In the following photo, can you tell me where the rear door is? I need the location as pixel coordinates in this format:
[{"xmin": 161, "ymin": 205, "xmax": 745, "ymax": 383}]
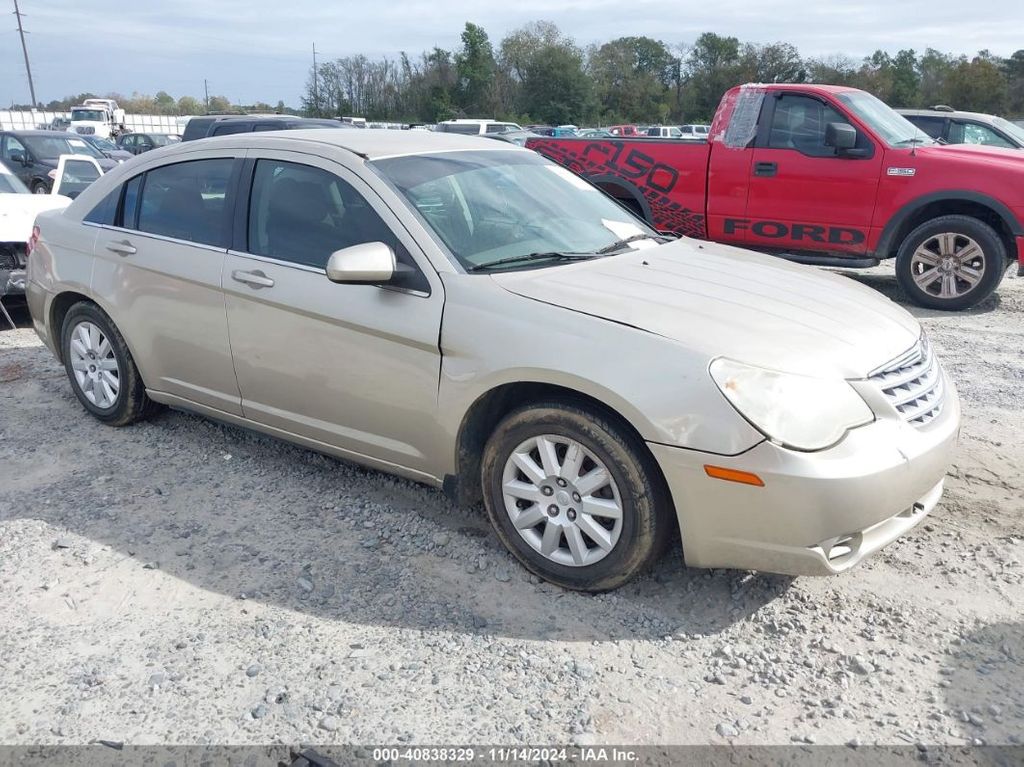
[
  {"xmin": 221, "ymin": 151, "xmax": 445, "ymax": 474},
  {"xmin": 743, "ymin": 91, "xmax": 882, "ymax": 254},
  {"xmin": 86, "ymin": 150, "xmax": 244, "ymax": 414}
]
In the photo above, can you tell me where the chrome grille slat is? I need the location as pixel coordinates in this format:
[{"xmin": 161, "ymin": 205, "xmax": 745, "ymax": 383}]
[{"xmin": 868, "ymin": 337, "xmax": 944, "ymax": 428}]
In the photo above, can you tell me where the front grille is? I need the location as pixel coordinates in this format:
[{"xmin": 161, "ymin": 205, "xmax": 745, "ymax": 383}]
[
  {"xmin": 869, "ymin": 337, "xmax": 944, "ymax": 427},
  {"xmin": 75, "ymin": 126, "xmax": 95, "ymax": 135}
]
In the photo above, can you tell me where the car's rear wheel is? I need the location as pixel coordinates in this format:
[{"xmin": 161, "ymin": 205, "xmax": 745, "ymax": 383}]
[
  {"xmin": 895, "ymin": 215, "xmax": 1007, "ymax": 310},
  {"xmin": 481, "ymin": 400, "xmax": 673, "ymax": 592},
  {"xmin": 60, "ymin": 302, "xmax": 157, "ymax": 426}
]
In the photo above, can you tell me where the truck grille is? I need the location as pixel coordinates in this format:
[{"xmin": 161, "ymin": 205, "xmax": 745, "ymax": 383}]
[
  {"xmin": 868, "ymin": 337, "xmax": 944, "ymax": 427},
  {"xmin": 75, "ymin": 126, "xmax": 95, "ymax": 135}
]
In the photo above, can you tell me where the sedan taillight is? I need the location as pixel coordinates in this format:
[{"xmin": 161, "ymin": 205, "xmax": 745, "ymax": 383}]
[{"xmin": 26, "ymin": 225, "xmax": 40, "ymax": 257}]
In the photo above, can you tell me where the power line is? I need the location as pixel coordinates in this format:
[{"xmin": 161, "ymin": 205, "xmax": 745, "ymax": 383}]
[{"xmin": 12, "ymin": 0, "xmax": 37, "ymax": 106}]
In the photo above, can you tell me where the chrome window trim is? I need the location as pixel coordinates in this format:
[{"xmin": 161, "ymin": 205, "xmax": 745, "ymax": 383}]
[{"xmin": 83, "ymin": 221, "xmax": 227, "ymax": 254}]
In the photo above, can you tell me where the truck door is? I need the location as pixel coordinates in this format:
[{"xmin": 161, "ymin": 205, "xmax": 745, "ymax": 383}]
[{"xmin": 743, "ymin": 92, "xmax": 882, "ymax": 255}]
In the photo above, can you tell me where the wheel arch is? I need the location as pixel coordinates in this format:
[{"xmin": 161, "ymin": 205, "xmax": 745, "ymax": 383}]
[
  {"xmin": 49, "ymin": 290, "xmax": 145, "ymax": 376},
  {"xmin": 444, "ymin": 381, "xmax": 672, "ymax": 513},
  {"xmin": 587, "ymin": 174, "xmax": 655, "ymax": 224},
  {"xmin": 875, "ymin": 191, "xmax": 1022, "ymax": 263}
]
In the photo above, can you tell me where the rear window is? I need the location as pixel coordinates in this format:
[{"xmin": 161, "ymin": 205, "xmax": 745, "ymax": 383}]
[
  {"xmin": 436, "ymin": 123, "xmax": 481, "ymax": 135},
  {"xmin": 134, "ymin": 159, "xmax": 234, "ymax": 247},
  {"xmin": 212, "ymin": 122, "xmax": 254, "ymax": 136}
]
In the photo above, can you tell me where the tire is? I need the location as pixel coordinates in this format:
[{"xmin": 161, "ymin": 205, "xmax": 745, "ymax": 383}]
[
  {"xmin": 895, "ymin": 215, "xmax": 1008, "ymax": 311},
  {"xmin": 60, "ymin": 302, "xmax": 157, "ymax": 426},
  {"xmin": 481, "ymin": 400, "xmax": 673, "ymax": 592},
  {"xmin": 31, "ymin": 181, "xmax": 50, "ymax": 195}
]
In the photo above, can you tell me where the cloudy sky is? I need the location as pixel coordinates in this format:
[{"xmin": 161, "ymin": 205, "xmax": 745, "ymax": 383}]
[{"xmin": 2, "ymin": 0, "xmax": 1021, "ymax": 107}]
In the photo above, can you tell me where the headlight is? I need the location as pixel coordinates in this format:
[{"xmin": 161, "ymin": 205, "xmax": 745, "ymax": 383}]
[{"xmin": 709, "ymin": 358, "xmax": 873, "ymax": 451}]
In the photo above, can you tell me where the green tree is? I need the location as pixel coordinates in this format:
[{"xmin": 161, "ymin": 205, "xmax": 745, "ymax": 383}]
[
  {"xmin": 589, "ymin": 36, "xmax": 674, "ymax": 122},
  {"xmin": 944, "ymin": 52, "xmax": 1008, "ymax": 113},
  {"xmin": 522, "ymin": 43, "xmax": 593, "ymax": 124},
  {"xmin": 683, "ymin": 33, "xmax": 742, "ymax": 120},
  {"xmin": 455, "ymin": 22, "xmax": 496, "ymax": 116}
]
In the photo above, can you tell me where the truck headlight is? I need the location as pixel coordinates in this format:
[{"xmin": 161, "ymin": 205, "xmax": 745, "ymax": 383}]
[{"xmin": 710, "ymin": 358, "xmax": 873, "ymax": 451}]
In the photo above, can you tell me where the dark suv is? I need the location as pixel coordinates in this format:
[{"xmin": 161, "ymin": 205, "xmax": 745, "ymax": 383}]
[
  {"xmin": 180, "ymin": 115, "xmax": 353, "ymax": 141},
  {"xmin": 898, "ymin": 107, "xmax": 1024, "ymax": 150}
]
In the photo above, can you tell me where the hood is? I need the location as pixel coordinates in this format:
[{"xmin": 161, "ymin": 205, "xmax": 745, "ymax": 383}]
[
  {"xmin": 491, "ymin": 239, "xmax": 920, "ymax": 379},
  {"xmin": 0, "ymin": 193, "xmax": 71, "ymax": 242},
  {"xmin": 913, "ymin": 142, "xmax": 1024, "ymax": 169}
]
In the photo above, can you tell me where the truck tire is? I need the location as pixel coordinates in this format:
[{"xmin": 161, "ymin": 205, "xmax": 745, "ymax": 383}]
[
  {"xmin": 895, "ymin": 215, "xmax": 1007, "ymax": 311},
  {"xmin": 481, "ymin": 400, "xmax": 673, "ymax": 592}
]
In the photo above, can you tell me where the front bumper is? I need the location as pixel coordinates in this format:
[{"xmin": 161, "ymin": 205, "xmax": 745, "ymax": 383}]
[{"xmin": 650, "ymin": 368, "xmax": 960, "ymax": 576}]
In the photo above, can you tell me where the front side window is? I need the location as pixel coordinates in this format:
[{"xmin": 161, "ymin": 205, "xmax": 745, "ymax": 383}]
[
  {"xmin": 951, "ymin": 122, "xmax": 1014, "ymax": 149},
  {"xmin": 767, "ymin": 95, "xmax": 846, "ymax": 155},
  {"xmin": 0, "ymin": 172, "xmax": 28, "ymax": 194},
  {"xmin": 135, "ymin": 159, "xmax": 233, "ymax": 246},
  {"xmin": 2, "ymin": 135, "xmax": 27, "ymax": 161},
  {"xmin": 373, "ymin": 150, "xmax": 658, "ymax": 272},
  {"xmin": 905, "ymin": 116, "xmax": 946, "ymax": 140},
  {"xmin": 246, "ymin": 159, "xmax": 424, "ymax": 291}
]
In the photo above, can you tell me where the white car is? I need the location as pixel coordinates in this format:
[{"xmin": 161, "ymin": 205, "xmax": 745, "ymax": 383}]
[
  {"xmin": 1, "ymin": 163, "xmax": 70, "ymax": 301},
  {"xmin": 435, "ymin": 119, "xmax": 522, "ymax": 136}
]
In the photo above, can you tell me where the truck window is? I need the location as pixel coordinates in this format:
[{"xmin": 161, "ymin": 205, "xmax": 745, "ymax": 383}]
[
  {"xmin": 907, "ymin": 116, "xmax": 946, "ymax": 140},
  {"xmin": 723, "ymin": 89, "xmax": 764, "ymax": 148},
  {"xmin": 767, "ymin": 95, "xmax": 845, "ymax": 156},
  {"xmin": 950, "ymin": 121, "xmax": 1014, "ymax": 149}
]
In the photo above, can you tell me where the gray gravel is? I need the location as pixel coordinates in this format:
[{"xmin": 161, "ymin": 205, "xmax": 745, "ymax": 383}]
[{"xmin": 0, "ymin": 264, "xmax": 1022, "ymax": 746}]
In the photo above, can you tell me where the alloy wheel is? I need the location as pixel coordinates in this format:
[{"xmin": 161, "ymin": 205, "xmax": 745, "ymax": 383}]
[{"xmin": 909, "ymin": 233, "xmax": 986, "ymax": 300}]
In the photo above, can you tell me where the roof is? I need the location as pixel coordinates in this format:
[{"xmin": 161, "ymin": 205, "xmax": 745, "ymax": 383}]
[
  {"xmin": 897, "ymin": 108, "xmax": 998, "ymax": 121},
  {"xmin": 0, "ymin": 129, "xmax": 74, "ymax": 137},
  {"xmin": 738, "ymin": 83, "xmax": 860, "ymax": 95},
  {"xmin": 186, "ymin": 128, "xmax": 522, "ymax": 160}
]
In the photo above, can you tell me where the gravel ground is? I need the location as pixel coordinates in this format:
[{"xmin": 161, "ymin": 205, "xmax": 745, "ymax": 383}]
[{"xmin": 0, "ymin": 262, "xmax": 1022, "ymax": 748}]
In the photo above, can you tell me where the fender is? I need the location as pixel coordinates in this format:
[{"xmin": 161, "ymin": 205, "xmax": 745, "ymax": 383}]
[
  {"xmin": 584, "ymin": 173, "xmax": 655, "ymax": 224},
  {"xmin": 874, "ymin": 190, "xmax": 1024, "ymax": 258}
]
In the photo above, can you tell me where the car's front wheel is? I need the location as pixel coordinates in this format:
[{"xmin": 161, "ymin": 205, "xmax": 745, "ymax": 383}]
[
  {"xmin": 60, "ymin": 302, "xmax": 157, "ymax": 426},
  {"xmin": 895, "ymin": 215, "xmax": 1007, "ymax": 310},
  {"xmin": 481, "ymin": 401, "xmax": 673, "ymax": 592},
  {"xmin": 31, "ymin": 181, "xmax": 49, "ymax": 195}
]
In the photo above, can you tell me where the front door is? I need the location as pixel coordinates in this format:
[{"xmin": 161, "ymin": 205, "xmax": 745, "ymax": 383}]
[
  {"xmin": 744, "ymin": 92, "xmax": 883, "ymax": 255},
  {"xmin": 222, "ymin": 152, "xmax": 445, "ymax": 475}
]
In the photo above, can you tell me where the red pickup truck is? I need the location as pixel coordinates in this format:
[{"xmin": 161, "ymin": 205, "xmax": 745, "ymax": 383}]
[{"xmin": 527, "ymin": 84, "xmax": 1024, "ymax": 310}]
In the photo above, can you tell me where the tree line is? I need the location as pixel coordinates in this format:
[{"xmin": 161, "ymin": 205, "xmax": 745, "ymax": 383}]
[
  {"xmin": 9, "ymin": 91, "xmax": 294, "ymax": 117},
  {"xmin": 302, "ymin": 22, "xmax": 1024, "ymax": 125}
]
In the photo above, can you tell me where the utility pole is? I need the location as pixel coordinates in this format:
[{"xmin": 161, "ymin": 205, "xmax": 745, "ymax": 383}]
[
  {"xmin": 13, "ymin": 0, "xmax": 37, "ymax": 106},
  {"xmin": 312, "ymin": 42, "xmax": 318, "ymax": 115},
  {"xmin": 204, "ymin": 79, "xmax": 209, "ymax": 111}
]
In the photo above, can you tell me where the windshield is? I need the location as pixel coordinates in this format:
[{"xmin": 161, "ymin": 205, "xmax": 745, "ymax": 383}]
[
  {"xmin": 23, "ymin": 135, "xmax": 104, "ymax": 160},
  {"xmin": 150, "ymin": 134, "xmax": 181, "ymax": 147},
  {"xmin": 992, "ymin": 117, "xmax": 1024, "ymax": 145},
  {"xmin": 88, "ymin": 137, "xmax": 118, "ymax": 151},
  {"xmin": 71, "ymin": 109, "xmax": 106, "ymax": 122},
  {"xmin": 836, "ymin": 91, "xmax": 935, "ymax": 147},
  {"xmin": 373, "ymin": 150, "xmax": 658, "ymax": 271},
  {"xmin": 0, "ymin": 171, "xmax": 29, "ymax": 194}
]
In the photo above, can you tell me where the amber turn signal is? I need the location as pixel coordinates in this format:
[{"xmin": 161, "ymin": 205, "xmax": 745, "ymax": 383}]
[{"xmin": 703, "ymin": 465, "xmax": 765, "ymax": 487}]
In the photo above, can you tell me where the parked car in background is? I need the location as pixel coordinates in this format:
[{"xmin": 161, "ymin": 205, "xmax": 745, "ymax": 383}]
[
  {"xmin": 897, "ymin": 107, "xmax": 1024, "ymax": 150},
  {"xmin": 679, "ymin": 124, "xmax": 711, "ymax": 140},
  {"xmin": 577, "ymin": 129, "xmax": 613, "ymax": 138},
  {"xmin": 116, "ymin": 133, "xmax": 181, "ymax": 155},
  {"xmin": 80, "ymin": 135, "xmax": 133, "ymax": 163},
  {"xmin": 607, "ymin": 125, "xmax": 640, "ymax": 137},
  {"xmin": 484, "ymin": 129, "xmax": 542, "ymax": 147},
  {"xmin": 0, "ymin": 162, "xmax": 70, "ymax": 306},
  {"xmin": 69, "ymin": 98, "xmax": 128, "ymax": 139},
  {"xmin": 27, "ymin": 130, "xmax": 958, "ymax": 589},
  {"xmin": 435, "ymin": 119, "xmax": 521, "ymax": 135},
  {"xmin": 528, "ymin": 83, "xmax": 1024, "ymax": 311},
  {"xmin": 645, "ymin": 126, "xmax": 683, "ymax": 139},
  {"xmin": 180, "ymin": 115, "xmax": 352, "ymax": 141},
  {"xmin": 0, "ymin": 131, "xmax": 117, "ymax": 194},
  {"xmin": 46, "ymin": 117, "xmax": 72, "ymax": 132}
]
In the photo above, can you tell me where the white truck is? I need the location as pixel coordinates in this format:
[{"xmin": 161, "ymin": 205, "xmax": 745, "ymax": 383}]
[{"xmin": 69, "ymin": 99, "xmax": 127, "ymax": 140}]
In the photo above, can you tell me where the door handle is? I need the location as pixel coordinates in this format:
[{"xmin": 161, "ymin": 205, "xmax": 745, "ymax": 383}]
[
  {"xmin": 231, "ymin": 269, "xmax": 275, "ymax": 289},
  {"xmin": 105, "ymin": 240, "xmax": 136, "ymax": 256},
  {"xmin": 754, "ymin": 161, "xmax": 778, "ymax": 177}
]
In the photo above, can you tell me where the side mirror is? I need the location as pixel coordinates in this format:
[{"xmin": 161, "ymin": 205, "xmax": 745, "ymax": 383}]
[
  {"xmin": 10, "ymin": 149, "xmax": 27, "ymax": 165},
  {"xmin": 825, "ymin": 122, "xmax": 858, "ymax": 151},
  {"xmin": 326, "ymin": 241, "xmax": 395, "ymax": 284}
]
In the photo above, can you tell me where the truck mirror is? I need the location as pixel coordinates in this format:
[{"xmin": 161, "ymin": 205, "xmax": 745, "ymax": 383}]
[{"xmin": 825, "ymin": 122, "xmax": 857, "ymax": 152}]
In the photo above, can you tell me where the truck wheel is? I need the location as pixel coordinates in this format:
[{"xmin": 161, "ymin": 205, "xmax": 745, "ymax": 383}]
[
  {"xmin": 481, "ymin": 400, "xmax": 673, "ymax": 592},
  {"xmin": 895, "ymin": 215, "xmax": 1007, "ymax": 311},
  {"xmin": 31, "ymin": 181, "xmax": 49, "ymax": 195}
]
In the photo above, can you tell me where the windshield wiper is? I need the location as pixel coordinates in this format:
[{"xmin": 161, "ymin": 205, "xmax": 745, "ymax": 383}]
[
  {"xmin": 466, "ymin": 251, "xmax": 599, "ymax": 272},
  {"xmin": 893, "ymin": 136, "xmax": 933, "ymax": 147},
  {"xmin": 596, "ymin": 233, "xmax": 669, "ymax": 255}
]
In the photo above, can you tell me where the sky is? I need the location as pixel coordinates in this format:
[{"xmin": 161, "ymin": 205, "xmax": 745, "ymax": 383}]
[{"xmin": 2, "ymin": 0, "xmax": 1022, "ymax": 108}]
